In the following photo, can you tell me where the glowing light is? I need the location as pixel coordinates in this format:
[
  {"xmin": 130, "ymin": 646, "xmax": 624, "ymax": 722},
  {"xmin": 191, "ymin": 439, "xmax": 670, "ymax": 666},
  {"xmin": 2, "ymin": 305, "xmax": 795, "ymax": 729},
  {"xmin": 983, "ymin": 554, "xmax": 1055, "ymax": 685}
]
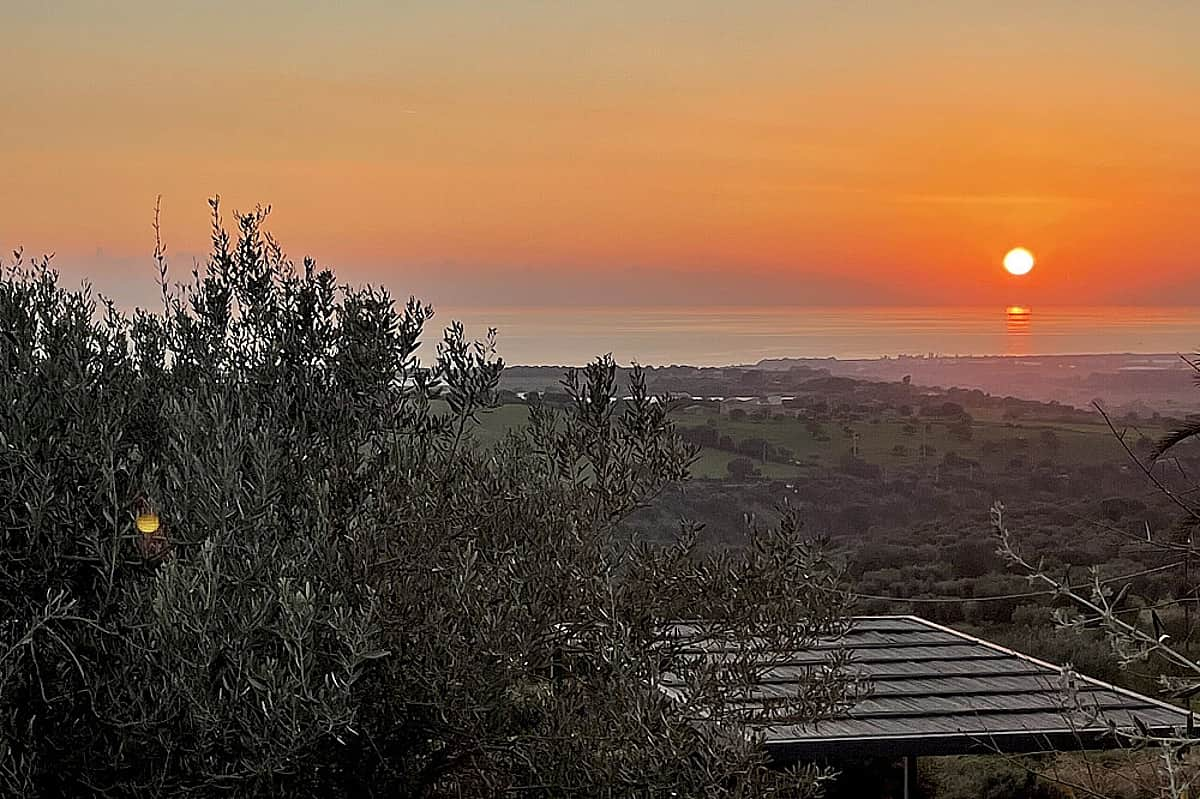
[
  {"xmin": 1003, "ymin": 247, "xmax": 1035, "ymax": 276},
  {"xmin": 136, "ymin": 511, "xmax": 161, "ymax": 535},
  {"xmin": 1006, "ymin": 305, "xmax": 1031, "ymax": 315}
]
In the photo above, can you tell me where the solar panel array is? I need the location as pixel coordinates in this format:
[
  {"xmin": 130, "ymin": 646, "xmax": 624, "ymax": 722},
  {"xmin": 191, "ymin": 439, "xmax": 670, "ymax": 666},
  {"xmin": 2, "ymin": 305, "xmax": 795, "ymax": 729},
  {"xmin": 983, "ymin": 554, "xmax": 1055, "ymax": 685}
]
[{"xmin": 692, "ymin": 616, "xmax": 1193, "ymax": 759}]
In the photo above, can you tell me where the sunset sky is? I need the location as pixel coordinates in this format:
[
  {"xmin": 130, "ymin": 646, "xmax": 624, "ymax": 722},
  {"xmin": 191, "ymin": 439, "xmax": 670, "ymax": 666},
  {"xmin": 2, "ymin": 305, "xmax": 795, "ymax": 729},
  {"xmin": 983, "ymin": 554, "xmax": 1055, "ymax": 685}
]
[{"xmin": 4, "ymin": 1, "xmax": 1198, "ymax": 308}]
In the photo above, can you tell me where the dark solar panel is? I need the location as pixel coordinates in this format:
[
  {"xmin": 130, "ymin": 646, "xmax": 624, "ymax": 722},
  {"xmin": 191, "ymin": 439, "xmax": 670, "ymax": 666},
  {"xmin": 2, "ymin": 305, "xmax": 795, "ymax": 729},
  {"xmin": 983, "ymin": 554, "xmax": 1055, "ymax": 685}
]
[{"xmin": 734, "ymin": 616, "xmax": 1194, "ymax": 759}]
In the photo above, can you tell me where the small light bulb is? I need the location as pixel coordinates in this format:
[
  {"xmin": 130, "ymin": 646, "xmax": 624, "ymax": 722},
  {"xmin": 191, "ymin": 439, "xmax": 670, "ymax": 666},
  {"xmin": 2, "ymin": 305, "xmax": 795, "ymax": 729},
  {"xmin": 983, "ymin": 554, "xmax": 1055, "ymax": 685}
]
[{"xmin": 136, "ymin": 511, "xmax": 161, "ymax": 535}]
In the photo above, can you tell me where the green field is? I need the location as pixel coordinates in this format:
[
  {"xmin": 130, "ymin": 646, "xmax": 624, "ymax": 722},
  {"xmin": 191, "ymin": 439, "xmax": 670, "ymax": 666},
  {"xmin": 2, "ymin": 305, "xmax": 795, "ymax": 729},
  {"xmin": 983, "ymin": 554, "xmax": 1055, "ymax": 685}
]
[
  {"xmin": 465, "ymin": 400, "xmax": 1171, "ymax": 480},
  {"xmin": 673, "ymin": 404, "xmax": 1166, "ymax": 478},
  {"xmin": 466, "ymin": 403, "xmax": 532, "ymax": 448}
]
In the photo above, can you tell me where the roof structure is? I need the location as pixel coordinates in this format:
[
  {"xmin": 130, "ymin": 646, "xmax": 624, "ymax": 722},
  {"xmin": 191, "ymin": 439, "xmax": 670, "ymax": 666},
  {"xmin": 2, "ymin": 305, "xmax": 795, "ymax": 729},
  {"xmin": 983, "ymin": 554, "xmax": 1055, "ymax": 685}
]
[{"xmin": 737, "ymin": 616, "xmax": 1193, "ymax": 760}]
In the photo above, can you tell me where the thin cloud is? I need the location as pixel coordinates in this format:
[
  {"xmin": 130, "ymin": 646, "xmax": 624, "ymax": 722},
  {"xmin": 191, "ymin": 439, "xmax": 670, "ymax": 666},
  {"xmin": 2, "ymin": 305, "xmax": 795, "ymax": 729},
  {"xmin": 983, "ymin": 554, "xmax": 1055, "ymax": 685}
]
[{"xmin": 892, "ymin": 193, "xmax": 1101, "ymax": 207}]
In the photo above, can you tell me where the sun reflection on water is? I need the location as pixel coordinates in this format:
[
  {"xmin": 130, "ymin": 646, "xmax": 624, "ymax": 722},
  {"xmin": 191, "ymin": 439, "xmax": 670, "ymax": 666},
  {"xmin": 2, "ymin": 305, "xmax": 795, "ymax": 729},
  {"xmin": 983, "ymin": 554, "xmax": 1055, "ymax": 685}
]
[{"xmin": 1004, "ymin": 306, "xmax": 1031, "ymax": 355}]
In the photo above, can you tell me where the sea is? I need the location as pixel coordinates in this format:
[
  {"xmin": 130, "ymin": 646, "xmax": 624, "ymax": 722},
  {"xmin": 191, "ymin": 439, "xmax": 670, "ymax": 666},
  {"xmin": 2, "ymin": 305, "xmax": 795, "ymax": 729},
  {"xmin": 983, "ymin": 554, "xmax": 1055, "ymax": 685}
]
[{"xmin": 431, "ymin": 306, "xmax": 1200, "ymax": 367}]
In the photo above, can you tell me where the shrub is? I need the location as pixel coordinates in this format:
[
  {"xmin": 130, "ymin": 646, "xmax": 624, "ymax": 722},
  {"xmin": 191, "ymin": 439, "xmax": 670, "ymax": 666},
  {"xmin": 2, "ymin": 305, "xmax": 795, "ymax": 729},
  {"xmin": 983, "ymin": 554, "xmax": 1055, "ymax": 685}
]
[
  {"xmin": 1, "ymin": 202, "xmax": 854, "ymax": 796},
  {"xmin": 726, "ymin": 457, "xmax": 760, "ymax": 478}
]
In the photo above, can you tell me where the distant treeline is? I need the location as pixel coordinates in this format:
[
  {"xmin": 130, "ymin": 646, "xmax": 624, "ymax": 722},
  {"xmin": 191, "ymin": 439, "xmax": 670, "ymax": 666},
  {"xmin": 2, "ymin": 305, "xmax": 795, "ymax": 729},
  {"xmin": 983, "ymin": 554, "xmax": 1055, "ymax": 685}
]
[{"xmin": 500, "ymin": 365, "xmax": 1126, "ymax": 426}]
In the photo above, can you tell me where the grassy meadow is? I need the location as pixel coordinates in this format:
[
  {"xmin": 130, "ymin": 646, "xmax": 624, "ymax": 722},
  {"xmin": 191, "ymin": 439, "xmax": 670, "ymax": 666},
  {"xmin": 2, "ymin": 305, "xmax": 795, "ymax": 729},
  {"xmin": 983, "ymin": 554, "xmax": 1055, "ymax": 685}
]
[{"xmin": 467, "ymin": 399, "xmax": 1170, "ymax": 479}]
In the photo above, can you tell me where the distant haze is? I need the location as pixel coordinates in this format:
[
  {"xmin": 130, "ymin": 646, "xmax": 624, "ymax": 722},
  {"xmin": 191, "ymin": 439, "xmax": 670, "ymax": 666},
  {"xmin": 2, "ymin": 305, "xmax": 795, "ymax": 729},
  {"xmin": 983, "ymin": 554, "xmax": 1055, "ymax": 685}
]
[
  {"xmin": 428, "ymin": 306, "xmax": 1200, "ymax": 367},
  {"xmin": 4, "ymin": 1, "xmax": 1198, "ymax": 310}
]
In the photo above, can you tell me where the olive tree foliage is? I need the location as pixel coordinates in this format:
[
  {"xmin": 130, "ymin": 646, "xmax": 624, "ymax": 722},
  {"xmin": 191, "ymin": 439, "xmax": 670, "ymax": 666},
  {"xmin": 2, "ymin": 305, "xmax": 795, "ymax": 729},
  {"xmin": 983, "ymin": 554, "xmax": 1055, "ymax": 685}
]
[{"xmin": 1, "ymin": 200, "xmax": 857, "ymax": 797}]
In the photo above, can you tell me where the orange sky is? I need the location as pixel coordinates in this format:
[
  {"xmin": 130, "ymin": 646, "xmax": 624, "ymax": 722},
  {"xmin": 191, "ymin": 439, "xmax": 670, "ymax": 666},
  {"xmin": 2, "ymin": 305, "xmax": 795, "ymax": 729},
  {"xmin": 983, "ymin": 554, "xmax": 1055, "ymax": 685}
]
[{"xmin": 3, "ymin": 1, "xmax": 1198, "ymax": 307}]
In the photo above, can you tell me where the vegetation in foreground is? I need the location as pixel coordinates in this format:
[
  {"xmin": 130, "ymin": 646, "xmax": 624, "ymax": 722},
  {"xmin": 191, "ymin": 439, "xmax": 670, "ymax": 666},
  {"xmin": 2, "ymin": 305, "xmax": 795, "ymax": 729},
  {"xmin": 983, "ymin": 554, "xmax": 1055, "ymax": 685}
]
[{"xmin": 0, "ymin": 203, "xmax": 856, "ymax": 797}]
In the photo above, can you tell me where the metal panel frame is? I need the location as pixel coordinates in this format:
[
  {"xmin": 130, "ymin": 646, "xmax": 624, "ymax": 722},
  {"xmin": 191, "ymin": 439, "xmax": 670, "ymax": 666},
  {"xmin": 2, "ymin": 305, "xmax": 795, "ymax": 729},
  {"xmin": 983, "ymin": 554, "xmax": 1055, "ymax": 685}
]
[{"xmin": 762, "ymin": 615, "xmax": 1194, "ymax": 761}]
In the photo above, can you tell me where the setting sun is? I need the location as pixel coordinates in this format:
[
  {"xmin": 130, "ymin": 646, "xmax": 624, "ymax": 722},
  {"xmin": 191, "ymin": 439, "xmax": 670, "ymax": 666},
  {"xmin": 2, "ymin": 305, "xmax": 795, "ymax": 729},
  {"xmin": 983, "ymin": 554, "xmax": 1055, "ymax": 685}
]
[{"xmin": 1003, "ymin": 247, "xmax": 1035, "ymax": 276}]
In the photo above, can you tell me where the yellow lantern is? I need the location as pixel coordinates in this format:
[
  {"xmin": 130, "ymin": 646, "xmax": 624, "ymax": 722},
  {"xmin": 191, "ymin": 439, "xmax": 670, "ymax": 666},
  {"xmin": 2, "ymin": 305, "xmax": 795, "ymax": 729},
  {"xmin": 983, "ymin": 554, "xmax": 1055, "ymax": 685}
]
[{"xmin": 136, "ymin": 511, "xmax": 161, "ymax": 535}]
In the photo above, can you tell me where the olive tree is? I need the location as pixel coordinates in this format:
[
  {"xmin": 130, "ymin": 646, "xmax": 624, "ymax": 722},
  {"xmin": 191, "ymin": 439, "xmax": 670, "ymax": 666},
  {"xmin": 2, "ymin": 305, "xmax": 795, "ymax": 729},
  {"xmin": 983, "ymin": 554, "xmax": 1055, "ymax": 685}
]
[{"xmin": 1, "ymin": 200, "xmax": 857, "ymax": 797}]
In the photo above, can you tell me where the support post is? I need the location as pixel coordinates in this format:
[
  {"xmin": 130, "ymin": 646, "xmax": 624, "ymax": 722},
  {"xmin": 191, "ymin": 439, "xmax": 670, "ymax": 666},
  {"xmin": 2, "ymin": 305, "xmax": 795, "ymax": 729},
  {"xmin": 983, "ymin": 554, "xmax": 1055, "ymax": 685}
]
[{"xmin": 903, "ymin": 754, "xmax": 918, "ymax": 799}]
